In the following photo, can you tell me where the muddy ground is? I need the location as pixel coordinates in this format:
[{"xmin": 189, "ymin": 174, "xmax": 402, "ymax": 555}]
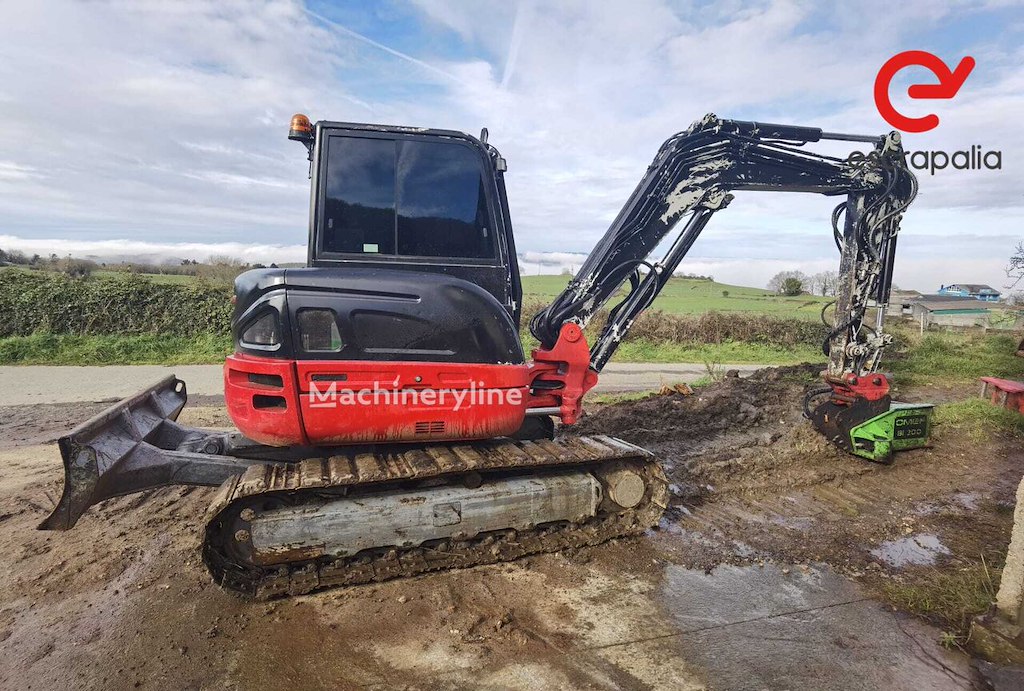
[{"xmin": 0, "ymin": 366, "xmax": 1019, "ymax": 690}]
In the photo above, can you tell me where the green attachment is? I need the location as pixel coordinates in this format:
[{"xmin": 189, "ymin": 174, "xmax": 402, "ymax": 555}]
[{"xmin": 849, "ymin": 402, "xmax": 933, "ymax": 463}]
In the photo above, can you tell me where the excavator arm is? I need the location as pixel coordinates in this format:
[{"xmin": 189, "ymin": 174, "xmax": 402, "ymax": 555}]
[
  {"xmin": 527, "ymin": 114, "xmax": 921, "ymax": 461},
  {"xmin": 530, "ymin": 113, "xmax": 917, "ymax": 377}
]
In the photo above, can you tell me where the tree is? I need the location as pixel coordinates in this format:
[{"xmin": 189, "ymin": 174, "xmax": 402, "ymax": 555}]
[
  {"xmin": 780, "ymin": 277, "xmax": 804, "ymax": 296},
  {"xmin": 59, "ymin": 257, "xmax": 96, "ymax": 278},
  {"xmin": 197, "ymin": 255, "xmax": 249, "ymax": 284},
  {"xmin": 810, "ymin": 270, "xmax": 839, "ymax": 296},
  {"xmin": 767, "ymin": 270, "xmax": 808, "ymax": 294},
  {"xmin": 1007, "ymin": 241, "xmax": 1024, "ymax": 289}
]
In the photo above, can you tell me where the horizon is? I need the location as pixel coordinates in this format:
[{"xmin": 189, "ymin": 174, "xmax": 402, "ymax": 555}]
[{"xmin": 2, "ymin": 236, "xmax": 1007, "ymax": 297}]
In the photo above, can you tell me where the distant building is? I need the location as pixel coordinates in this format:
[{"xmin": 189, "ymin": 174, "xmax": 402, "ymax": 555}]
[
  {"xmin": 908, "ymin": 295, "xmax": 991, "ymax": 327},
  {"xmin": 937, "ymin": 283, "xmax": 1001, "ymax": 301},
  {"xmin": 884, "ymin": 290, "xmax": 924, "ymax": 317}
]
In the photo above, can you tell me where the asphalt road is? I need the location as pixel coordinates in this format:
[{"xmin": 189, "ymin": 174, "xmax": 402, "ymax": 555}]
[{"xmin": 0, "ymin": 362, "xmax": 762, "ymax": 406}]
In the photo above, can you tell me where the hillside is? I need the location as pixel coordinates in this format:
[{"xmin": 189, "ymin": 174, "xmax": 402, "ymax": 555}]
[
  {"xmin": 1, "ymin": 264, "xmax": 831, "ymax": 321},
  {"xmin": 521, "ymin": 274, "xmax": 831, "ymax": 320}
]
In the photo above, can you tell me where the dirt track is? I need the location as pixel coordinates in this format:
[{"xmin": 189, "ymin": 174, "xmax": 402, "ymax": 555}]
[{"xmin": 1, "ymin": 366, "xmax": 1017, "ymax": 689}]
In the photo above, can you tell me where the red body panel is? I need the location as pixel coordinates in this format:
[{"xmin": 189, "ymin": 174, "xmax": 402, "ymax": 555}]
[
  {"xmin": 224, "ymin": 324, "xmax": 598, "ymax": 447},
  {"xmin": 224, "ymin": 354, "xmax": 309, "ymax": 447},
  {"xmin": 225, "ymin": 354, "xmax": 532, "ymax": 446},
  {"xmin": 295, "ymin": 360, "xmax": 530, "ymax": 445}
]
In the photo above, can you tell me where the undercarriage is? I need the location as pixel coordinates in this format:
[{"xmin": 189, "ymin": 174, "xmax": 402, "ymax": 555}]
[{"xmin": 41, "ymin": 376, "xmax": 668, "ymax": 599}]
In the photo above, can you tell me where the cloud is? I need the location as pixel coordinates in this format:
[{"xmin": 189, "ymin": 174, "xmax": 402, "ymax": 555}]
[
  {"xmin": 0, "ymin": 234, "xmax": 305, "ymax": 266},
  {"xmin": 0, "ymin": 161, "xmax": 40, "ymax": 181},
  {"xmin": 0, "ymin": 0, "xmax": 1019, "ymax": 294}
]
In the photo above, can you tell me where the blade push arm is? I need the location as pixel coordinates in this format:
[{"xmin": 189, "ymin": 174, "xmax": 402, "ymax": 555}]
[{"xmin": 530, "ymin": 114, "xmax": 917, "ymax": 379}]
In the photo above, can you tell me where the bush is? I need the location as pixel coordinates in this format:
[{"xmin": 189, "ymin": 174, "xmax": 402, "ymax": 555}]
[
  {"xmin": 780, "ymin": 277, "xmax": 803, "ymax": 296},
  {"xmin": 60, "ymin": 258, "xmax": 96, "ymax": 279},
  {"xmin": 623, "ymin": 310, "xmax": 827, "ymax": 347},
  {"xmin": 0, "ymin": 270, "xmax": 233, "ymax": 338},
  {"xmin": 886, "ymin": 326, "xmax": 1024, "ymax": 383}
]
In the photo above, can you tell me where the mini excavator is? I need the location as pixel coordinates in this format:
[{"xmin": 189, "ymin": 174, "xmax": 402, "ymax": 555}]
[{"xmin": 40, "ymin": 114, "xmax": 930, "ymax": 597}]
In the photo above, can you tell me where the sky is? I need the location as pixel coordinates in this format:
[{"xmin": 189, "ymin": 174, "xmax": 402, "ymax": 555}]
[{"xmin": 0, "ymin": 0, "xmax": 1021, "ymax": 292}]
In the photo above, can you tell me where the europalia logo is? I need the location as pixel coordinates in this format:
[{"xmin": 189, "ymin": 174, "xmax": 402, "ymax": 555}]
[{"xmin": 873, "ymin": 50, "xmax": 1002, "ymax": 175}]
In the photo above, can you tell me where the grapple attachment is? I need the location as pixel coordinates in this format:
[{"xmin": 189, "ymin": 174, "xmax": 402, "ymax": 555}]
[
  {"xmin": 807, "ymin": 373, "xmax": 932, "ymax": 463},
  {"xmin": 39, "ymin": 376, "xmax": 257, "ymax": 530}
]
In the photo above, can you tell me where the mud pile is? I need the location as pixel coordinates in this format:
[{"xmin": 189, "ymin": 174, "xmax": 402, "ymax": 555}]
[
  {"xmin": 575, "ymin": 363, "xmax": 821, "ymax": 445},
  {"xmin": 574, "ymin": 363, "xmax": 863, "ymax": 502}
]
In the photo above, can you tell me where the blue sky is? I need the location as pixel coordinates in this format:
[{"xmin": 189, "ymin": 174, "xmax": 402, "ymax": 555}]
[{"xmin": 0, "ymin": 0, "xmax": 1021, "ymax": 291}]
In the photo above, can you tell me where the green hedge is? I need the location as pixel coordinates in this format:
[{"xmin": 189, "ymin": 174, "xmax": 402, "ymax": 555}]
[
  {"xmin": 624, "ymin": 309, "xmax": 829, "ymax": 347},
  {"xmin": 0, "ymin": 270, "xmax": 830, "ymax": 349},
  {"xmin": 521, "ymin": 301, "xmax": 829, "ymax": 349},
  {"xmin": 0, "ymin": 270, "xmax": 233, "ymax": 337}
]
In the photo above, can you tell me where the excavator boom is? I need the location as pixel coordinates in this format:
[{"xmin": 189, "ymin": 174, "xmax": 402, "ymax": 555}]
[{"xmin": 531, "ymin": 114, "xmax": 917, "ymax": 378}]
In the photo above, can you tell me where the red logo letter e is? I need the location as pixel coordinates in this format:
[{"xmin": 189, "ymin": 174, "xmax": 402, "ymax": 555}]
[{"xmin": 874, "ymin": 51, "xmax": 975, "ymax": 133}]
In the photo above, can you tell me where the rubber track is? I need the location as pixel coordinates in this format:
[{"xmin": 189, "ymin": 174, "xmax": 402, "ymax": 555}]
[{"xmin": 202, "ymin": 435, "xmax": 669, "ymax": 599}]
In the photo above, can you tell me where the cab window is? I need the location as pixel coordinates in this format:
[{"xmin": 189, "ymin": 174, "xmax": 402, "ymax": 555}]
[{"xmin": 321, "ymin": 136, "xmax": 494, "ymax": 259}]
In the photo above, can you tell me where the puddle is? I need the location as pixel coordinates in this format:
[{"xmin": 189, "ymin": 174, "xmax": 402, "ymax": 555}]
[
  {"xmin": 870, "ymin": 534, "xmax": 950, "ymax": 567},
  {"xmin": 915, "ymin": 493, "xmax": 981, "ymax": 517},
  {"xmin": 659, "ymin": 562, "xmax": 859, "ymax": 631}
]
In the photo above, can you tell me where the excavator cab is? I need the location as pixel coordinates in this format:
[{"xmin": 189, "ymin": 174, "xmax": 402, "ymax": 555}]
[
  {"xmin": 303, "ymin": 118, "xmax": 520, "ymax": 315},
  {"xmin": 226, "ymin": 120, "xmax": 535, "ymax": 447}
]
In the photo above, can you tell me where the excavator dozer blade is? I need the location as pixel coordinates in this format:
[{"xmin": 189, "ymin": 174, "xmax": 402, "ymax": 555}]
[{"xmin": 39, "ymin": 375, "xmax": 254, "ymax": 531}]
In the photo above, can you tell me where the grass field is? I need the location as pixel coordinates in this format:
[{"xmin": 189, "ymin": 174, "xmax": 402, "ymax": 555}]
[
  {"xmin": 887, "ymin": 330, "xmax": 1024, "ymax": 386},
  {"xmin": 104, "ymin": 271, "xmax": 832, "ymax": 318},
  {"xmin": 3, "ymin": 265, "xmax": 830, "ymax": 318},
  {"xmin": 521, "ymin": 274, "xmax": 831, "ymax": 319},
  {"xmin": 0, "ymin": 333, "xmax": 232, "ymax": 366}
]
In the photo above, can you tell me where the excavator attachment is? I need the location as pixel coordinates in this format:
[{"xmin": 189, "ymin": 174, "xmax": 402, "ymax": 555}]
[{"xmin": 39, "ymin": 376, "xmax": 258, "ymax": 531}]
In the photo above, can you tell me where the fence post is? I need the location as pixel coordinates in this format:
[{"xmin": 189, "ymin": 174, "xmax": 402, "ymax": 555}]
[
  {"xmin": 970, "ymin": 475, "xmax": 1024, "ymax": 664},
  {"xmin": 996, "ymin": 477, "xmax": 1024, "ymax": 624}
]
